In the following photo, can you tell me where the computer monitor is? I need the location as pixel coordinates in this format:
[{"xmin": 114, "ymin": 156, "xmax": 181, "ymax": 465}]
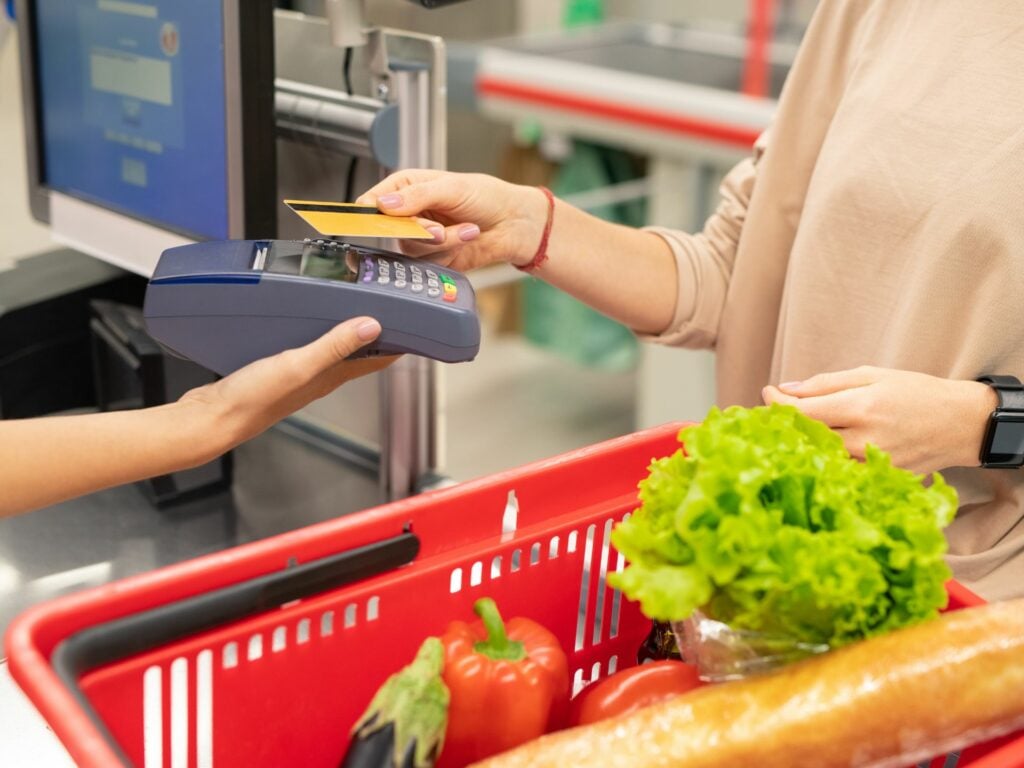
[{"xmin": 16, "ymin": 0, "xmax": 276, "ymax": 275}]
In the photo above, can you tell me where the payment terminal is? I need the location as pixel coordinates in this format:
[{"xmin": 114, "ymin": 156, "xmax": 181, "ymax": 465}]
[{"xmin": 143, "ymin": 239, "xmax": 480, "ymax": 375}]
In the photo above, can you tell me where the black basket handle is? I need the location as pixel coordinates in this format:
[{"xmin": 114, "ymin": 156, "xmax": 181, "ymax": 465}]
[{"xmin": 51, "ymin": 531, "xmax": 420, "ymax": 767}]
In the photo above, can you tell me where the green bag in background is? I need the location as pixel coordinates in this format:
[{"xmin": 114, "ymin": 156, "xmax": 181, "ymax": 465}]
[
  {"xmin": 523, "ymin": 141, "xmax": 646, "ymax": 371},
  {"xmin": 563, "ymin": 0, "xmax": 604, "ymax": 26}
]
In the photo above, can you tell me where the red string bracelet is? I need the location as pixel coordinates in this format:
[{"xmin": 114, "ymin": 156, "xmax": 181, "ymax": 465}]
[{"xmin": 515, "ymin": 186, "xmax": 555, "ymax": 272}]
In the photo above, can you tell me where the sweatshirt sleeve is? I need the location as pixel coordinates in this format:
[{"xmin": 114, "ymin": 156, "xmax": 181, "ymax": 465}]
[{"xmin": 637, "ymin": 133, "xmax": 767, "ymax": 349}]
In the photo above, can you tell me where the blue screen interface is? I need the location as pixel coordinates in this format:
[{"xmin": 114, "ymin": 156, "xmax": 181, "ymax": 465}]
[{"xmin": 36, "ymin": 0, "xmax": 229, "ymax": 239}]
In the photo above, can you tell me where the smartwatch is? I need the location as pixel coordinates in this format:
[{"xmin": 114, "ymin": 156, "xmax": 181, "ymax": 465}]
[{"xmin": 976, "ymin": 375, "xmax": 1024, "ymax": 468}]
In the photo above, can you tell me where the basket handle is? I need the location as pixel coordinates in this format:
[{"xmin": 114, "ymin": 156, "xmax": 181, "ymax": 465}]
[{"xmin": 50, "ymin": 530, "xmax": 420, "ymax": 767}]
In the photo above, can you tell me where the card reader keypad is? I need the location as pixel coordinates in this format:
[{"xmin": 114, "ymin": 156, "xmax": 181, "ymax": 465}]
[{"xmin": 366, "ymin": 258, "xmax": 458, "ymax": 302}]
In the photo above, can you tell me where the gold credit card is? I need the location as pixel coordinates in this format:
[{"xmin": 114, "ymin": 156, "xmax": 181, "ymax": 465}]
[{"xmin": 284, "ymin": 200, "xmax": 434, "ymax": 239}]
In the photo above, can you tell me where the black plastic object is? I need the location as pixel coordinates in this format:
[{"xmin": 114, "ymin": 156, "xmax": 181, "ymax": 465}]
[
  {"xmin": 0, "ymin": 249, "xmax": 144, "ymax": 419},
  {"xmin": 89, "ymin": 300, "xmax": 233, "ymax": 506},
  {"xmin": 411, "ymin": 0, "xmax": 472, "ymax": 6},
  {"xmin": 51, "ymin": 530, "xmax": 421, "ymax": 768},
  {"xmin": 977, "ymin": 375, "xmax": 1024, "ymax": 468}
]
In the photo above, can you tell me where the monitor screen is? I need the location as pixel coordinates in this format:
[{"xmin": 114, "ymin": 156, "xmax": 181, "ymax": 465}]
[
  {"xmin": 34, "ymin": 0, "xmax": 229, "ymax": 240},
  {"xmin": 19, "ymin": 0, "xmax": 275, "ymax": 273}
]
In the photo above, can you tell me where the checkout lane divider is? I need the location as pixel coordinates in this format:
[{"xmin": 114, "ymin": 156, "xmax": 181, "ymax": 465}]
[{"xmin": 476, "ymin": 75, "xmax": 762, "ymax": 149}]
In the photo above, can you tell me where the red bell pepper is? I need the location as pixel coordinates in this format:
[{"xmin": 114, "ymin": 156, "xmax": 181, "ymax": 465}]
[
  {"xmin": 437, "ymin": 598, "xmax": 569, "ymax": 768},
  {"xmin": 569, "ymin": 660, "xmax": 704, "ymax": 726}
]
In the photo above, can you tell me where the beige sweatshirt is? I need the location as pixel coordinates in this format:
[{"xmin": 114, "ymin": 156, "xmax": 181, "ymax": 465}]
[{"xmin": 645, "ymin": 0, "xmax": 1024, "ymax": 600}]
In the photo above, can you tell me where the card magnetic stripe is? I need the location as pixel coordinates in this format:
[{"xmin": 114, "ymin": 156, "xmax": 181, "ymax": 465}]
[{"xmin": 286, "ymin": 203, "xmax": 381, "ymax": 214}]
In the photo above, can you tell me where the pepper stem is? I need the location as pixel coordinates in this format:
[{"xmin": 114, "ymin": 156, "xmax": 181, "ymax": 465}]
[{"xmin": 472, "ymin": 598, "xmax": 527, "ymax": 661}]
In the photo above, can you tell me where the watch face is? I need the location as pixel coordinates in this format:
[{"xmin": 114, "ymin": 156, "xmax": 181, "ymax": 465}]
[{"xmin": 985, "ymin": 413, "xmax": 1024, "ymax": 467}]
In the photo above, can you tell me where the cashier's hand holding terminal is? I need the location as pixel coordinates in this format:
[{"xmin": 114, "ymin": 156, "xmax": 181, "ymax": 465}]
[{"xmin": 0, "ymin": 318, "xmax": 391, "ymax": 518}]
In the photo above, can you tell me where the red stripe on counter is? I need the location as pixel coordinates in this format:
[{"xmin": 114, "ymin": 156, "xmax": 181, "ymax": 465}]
[
  {"xmin": 476, "ymin": 76, "xmax": 761, "ymax": 149},
  {"xmin": 742, "ymin": 0, "xmax": 775, "ymax": 97}
]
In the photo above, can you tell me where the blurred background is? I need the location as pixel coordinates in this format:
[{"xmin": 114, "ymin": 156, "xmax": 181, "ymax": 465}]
[{"xmin": 0, "ymin": 0, "xmax": 816, "ymax": 647}]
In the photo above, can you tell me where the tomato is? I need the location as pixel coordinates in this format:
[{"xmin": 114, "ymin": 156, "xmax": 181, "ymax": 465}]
[{"xmin": 569, "ymin": 660, "xmax": 705, "ymax": 726}]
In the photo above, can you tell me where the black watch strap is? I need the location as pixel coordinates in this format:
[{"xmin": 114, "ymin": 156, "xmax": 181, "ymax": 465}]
[{"xmin": 977, "ymin": 375, "xmax": 1024, "ymax": 411}]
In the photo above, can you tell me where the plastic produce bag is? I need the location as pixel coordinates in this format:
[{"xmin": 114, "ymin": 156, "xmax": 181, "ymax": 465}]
[{"xmin": 672, "ymin": 611, "xmax": 829, "ymax": 682}]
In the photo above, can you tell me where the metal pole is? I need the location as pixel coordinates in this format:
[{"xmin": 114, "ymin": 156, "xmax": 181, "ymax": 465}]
[
  {"xmin": 373, "ymin": 33, "xmax": 448, "ymax": 500},
  {"xmin": 273, "ymin": 13, "xmax": 448, "ymax": 500}
]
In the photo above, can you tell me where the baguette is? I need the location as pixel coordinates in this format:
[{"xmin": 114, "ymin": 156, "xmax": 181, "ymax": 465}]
[{"xmin": 471, "ymin": 599, "xmax": 1024, "ymax": 768}]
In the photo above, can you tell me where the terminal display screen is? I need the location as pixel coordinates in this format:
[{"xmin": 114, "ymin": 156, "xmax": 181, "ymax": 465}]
[
  {"xmin": 264, "ymin": 242, "xmax": 361, "ymax": 283},
  {"xmin": 35, "ymin": 0, "xmax": 230, "ymax": 239}
]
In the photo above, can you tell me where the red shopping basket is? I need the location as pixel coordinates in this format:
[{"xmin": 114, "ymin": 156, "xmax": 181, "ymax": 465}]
[{"xmin": 6, "ymin": 423, "xmax": 1024, "ymax": 768}]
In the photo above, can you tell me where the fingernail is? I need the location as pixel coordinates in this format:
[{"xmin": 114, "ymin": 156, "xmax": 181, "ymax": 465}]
[
  {"xmin": 427, "ymin": 226, "xmax": 445, "ymax": 243},
  {"xmin": 377, "ymin": 193, "xmax": 402, "ymax": 209},
  {"xmin": 357, "ymin": 319, "xmax": 382, "ymax": 341},
  {"xmin": 458, "ymin": 224, "xmax": 481, "ymax": 242},
  {"xmin": 779, "ymin": 381, "xmax": 802, "ymax": 391}
]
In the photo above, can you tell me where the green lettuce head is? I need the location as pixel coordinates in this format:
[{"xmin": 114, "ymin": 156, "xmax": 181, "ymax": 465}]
[{"xmin": 609, "ymin": 404, "xmax": 958, "ymax": 648}]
